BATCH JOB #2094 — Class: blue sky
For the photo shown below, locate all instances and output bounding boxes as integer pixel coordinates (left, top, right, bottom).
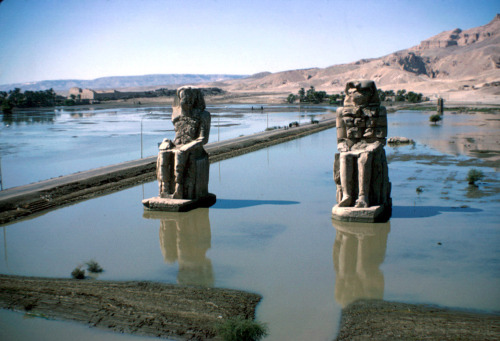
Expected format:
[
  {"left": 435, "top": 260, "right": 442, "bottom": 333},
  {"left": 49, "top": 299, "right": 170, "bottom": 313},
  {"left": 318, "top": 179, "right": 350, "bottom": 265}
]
[{"left": 0, "top": 0, "right": 498, "bottom": 85}]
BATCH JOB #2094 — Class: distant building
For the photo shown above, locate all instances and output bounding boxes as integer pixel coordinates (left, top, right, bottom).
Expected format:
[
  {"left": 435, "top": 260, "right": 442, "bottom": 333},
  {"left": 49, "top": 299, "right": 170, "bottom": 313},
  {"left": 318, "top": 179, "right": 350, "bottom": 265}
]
[
  {"left": 67, "top": 87, "right": 224, "bottom": 103},
  {"left": 68, "top": 87, "right": 153, "bottom": 102}
]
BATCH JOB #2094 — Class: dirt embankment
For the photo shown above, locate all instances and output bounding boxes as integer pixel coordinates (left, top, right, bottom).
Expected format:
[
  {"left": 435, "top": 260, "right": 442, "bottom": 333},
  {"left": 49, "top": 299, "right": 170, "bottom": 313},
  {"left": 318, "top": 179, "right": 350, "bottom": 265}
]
[
  {"left": 0, "top": 275, "right": 261, "bottom": 340},
  {"left": 336, "top": 299, "right": 500, "bottom": 341}
]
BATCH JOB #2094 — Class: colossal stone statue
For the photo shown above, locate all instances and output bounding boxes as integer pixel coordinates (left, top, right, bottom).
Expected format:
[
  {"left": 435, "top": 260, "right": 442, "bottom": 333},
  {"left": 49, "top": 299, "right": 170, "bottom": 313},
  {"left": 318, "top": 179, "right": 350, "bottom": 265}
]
[
  {"left": 143, "top": 87, "right": 216, "bottom": 212},
  {"left": 332, "top": 80, "right": 391, "bottom": 222}
]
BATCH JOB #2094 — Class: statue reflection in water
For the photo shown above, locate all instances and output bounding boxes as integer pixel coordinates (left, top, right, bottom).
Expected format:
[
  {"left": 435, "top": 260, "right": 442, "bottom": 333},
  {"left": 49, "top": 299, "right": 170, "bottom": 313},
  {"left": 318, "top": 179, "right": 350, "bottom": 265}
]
[
  {"left": 332, "top": 220, "right": 390, "bottom": 307},
  {"left": 143, "top": 208, "right": 214, "bottom": 287}
]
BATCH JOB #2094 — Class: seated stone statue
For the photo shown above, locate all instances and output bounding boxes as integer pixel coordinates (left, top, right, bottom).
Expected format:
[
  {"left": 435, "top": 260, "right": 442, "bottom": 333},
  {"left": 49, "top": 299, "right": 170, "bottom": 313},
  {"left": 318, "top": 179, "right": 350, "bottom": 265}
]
[
  {"left": 333, "top": 80, "right": 391, "bottom": 222},
  {"left": 157, "top": 87, "right": 211, "bottom": 200}
]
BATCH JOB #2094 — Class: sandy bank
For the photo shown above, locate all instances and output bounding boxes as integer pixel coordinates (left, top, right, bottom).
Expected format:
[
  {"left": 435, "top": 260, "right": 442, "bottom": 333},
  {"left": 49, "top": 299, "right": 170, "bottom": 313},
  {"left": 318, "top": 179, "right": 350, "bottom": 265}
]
[
  {"left": 0, "top": 274, "right": 261, "bottom": 340},
  {"left": 336, "top": 299, "right": 500, "bottom": 341}
]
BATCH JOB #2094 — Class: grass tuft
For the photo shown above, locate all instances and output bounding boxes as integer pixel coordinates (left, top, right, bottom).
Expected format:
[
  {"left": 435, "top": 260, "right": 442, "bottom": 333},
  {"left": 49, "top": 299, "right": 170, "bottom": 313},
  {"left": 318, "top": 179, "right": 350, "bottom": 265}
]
[
  {"left": 86, "top": 260, "right": 103, "bottom": 273},
  {"left": 71, "top": 266, "right": 85, "bottom": 279},
  {"left": 466, "top": 168, "right": 484, "bottom": 185},
  {"left": 216, "top": 316, "right": 268, "bottom": 341}
]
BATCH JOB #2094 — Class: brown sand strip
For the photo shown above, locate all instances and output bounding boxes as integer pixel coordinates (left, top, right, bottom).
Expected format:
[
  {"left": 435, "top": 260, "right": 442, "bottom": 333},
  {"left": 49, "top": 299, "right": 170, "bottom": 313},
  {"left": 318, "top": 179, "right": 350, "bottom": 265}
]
[
  {"left": 0, "top": 274, "right": 261, "bottom": 340},
  {"left": 336, "top": 299, "right": 500, "bottom": 341},
  {"left": 0, "top": 118, "right": 335, "bottom": 225}
]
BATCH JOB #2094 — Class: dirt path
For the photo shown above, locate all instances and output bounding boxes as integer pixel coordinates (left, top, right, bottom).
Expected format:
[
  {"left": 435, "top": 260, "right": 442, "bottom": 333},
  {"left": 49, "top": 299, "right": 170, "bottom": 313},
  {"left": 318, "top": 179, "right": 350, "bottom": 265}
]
[
  {"left": 336, "top": 299, "right": 500, "bottom": 341},
  {"left": 0, "top": 274, "right": 261, "bottom": 340}
]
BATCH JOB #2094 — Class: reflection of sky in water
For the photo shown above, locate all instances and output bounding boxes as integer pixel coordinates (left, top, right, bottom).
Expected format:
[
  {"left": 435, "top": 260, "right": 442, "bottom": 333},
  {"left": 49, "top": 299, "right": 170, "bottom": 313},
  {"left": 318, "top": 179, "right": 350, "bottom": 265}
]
[
  {"left": 0, "top": 104, "right": 333, "bottom": 188},
  {"left": 0, "top": 120, "right": 499, "bottom": 340}
]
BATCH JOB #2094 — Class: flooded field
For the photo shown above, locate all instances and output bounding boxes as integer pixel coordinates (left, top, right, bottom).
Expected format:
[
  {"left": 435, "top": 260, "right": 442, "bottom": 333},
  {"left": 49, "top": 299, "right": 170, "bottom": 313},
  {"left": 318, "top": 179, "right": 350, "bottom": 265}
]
[
  {"left": 1, "top": 109, "right": 499, "bottom": 340},
  {"left": 0, "top": 104, "right": 333, "bottom": 189}
]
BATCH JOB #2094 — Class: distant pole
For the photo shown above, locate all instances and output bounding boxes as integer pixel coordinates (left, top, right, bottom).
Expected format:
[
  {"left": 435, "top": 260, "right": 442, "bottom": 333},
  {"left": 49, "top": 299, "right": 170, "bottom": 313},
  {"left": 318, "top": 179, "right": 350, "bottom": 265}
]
[
  {"left": 0, "top": 155, "right": 3, "bottom": 191},
  {"left": 3, "top": 227, "right": 7, "bottom": 268},
  {"left": 140, "top": 118, "right": 143, "bottom": 159},
  {"left": 437, "top": 98, "right": 444, "bottom": 115},
  {"left": 266, "top": 111, "right": 269, "bottom": 129},
  {"left": 218, "top": 115, "right": 220, "bottom": 142}
]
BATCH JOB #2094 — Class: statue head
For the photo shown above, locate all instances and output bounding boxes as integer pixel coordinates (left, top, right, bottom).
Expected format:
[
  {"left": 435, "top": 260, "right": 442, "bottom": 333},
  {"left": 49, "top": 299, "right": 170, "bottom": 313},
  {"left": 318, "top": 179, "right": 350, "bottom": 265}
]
[
  {"left": 172, "top": 87, "right": 206, "bottom": 118},
  {"left": 343, "top": 80, "right": 380, "bottom": 108}
]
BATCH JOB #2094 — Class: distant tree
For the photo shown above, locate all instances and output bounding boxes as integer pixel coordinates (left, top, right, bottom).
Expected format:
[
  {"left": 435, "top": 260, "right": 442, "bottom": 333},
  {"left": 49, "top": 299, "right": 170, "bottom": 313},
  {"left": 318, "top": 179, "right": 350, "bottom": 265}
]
[
  {"left": 329, "top": 94, "right": 339, "bottom": 105},
  {"left": 377, "top": 89, "right": 386, "bottom": 101},
  {"left": 306, "top": 86, "right": 316, "bottom": 102},
  {"left": 396, "top": 89, "right": 406, "bottom": 102},
  {"left": 1, "top": 99, "right": 13, "bottom": 113},
  {"left": 466, "top": 169, "right": 484, "bottom": 185},
  {"left": 8, "top": 88, "right": 24, "bottom": 107},
  {"left": 315, "top": 91, "right": 327, "bottom": 103},
  {"left": 429, "top": 114, "right": 442, "bottom": 125},
  {"left": 406, "top": 91, "right": 423, "bottom": 103},
  {"left": 287, "top": 94, "right": 296, "bottom": 103},
  {"left": 298, "top": 88, "right": 305, "bottom": 102}
]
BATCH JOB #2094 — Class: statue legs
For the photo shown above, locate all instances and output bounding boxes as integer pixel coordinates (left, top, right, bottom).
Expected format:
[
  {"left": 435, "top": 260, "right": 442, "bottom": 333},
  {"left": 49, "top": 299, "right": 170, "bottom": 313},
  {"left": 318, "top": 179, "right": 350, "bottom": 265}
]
[
  {"left": 339, "top": 153, "right": 354, "bottom": 207},
  {"left": 355, "top": 151, "right": 373, "bottom": 208},
  {"left": 173, "top": 150, "right": 187, "bottom": 199},
  {"left": 158, "top": 150, "right": 174, "bottom": 197},
  {"left": 157, "top": 149, "right": 188, "bottom": 199},
  {"left": 338, "top": 150, "right": 373, "bottom": 208}
]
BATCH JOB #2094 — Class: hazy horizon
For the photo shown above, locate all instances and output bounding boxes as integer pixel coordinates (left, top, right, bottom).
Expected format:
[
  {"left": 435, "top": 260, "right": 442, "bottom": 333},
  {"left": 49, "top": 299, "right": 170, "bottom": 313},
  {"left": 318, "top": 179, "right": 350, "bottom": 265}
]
[{"left": 0, "top": 0, "right": 498, "bottom": 85}]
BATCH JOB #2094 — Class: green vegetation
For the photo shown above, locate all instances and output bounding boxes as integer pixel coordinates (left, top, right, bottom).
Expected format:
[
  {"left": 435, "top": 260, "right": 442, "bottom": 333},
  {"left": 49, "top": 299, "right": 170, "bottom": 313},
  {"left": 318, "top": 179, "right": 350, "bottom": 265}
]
[
  {"left": 466, "top": 169, "right": 484, "bottom": 185},
  {"left": 329, "top": 93, "right": 344, "bottom": 105},
  {"left": 216, "top": 316, "right": 268, "bottom": 341},
  {"left": 86, "top": 260, "right": 104, "bottom": 273},
  {"left": 1, "top": 99, "right": 13, "bottom": 113},
  {"left": 71, "top": 266, "right": 85, "bottom": 279},
  {"left": 287, "top": 87, "right": 426, "bottom": 105},
  {"left": 429, "top": 114, "right": 442, "bottom": 125},
  {"left": 0, "top": 88, "right": 59, "bottom": 111}
]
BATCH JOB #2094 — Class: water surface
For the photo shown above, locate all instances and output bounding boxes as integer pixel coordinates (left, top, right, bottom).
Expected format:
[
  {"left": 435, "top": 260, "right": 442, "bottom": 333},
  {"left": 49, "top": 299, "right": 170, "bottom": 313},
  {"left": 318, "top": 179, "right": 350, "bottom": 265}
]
[
  {"left": 0, "top": 110, "right": 499, "bottom": 340},
  {"left": 0, "top": 104, "right": 333, "bottom": 188}
]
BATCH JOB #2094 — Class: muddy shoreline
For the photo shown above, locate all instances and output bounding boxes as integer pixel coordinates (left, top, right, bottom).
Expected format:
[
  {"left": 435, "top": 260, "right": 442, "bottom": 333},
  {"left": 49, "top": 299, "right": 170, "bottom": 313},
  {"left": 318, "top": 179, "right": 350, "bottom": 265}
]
[
  {"left": 0, "top": 275, "right": 261, "bottom": 340},
  {"left": 336, "top": 299, "right": 500, "bottom": 341}
]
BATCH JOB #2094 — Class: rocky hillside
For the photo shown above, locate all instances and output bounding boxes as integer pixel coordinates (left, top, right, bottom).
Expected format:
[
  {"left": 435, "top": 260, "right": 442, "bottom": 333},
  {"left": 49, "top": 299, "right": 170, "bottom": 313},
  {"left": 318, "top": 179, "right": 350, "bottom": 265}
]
[
  {"left": 0, "top": 74, "right": 246, "bottom": 92},
  {"left": 216, "top": 15, "right": 500, "bottom": 96}
]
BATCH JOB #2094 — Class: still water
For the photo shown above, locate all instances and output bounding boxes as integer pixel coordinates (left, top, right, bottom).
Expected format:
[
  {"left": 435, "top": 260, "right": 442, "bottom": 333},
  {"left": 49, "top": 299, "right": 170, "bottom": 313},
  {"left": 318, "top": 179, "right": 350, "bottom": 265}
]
[
  {"left": 0, "top": 104, "right": 332, "bottom": 189},
  {"left": 0, "top": 109, "right": 499, "bottom": 340}
]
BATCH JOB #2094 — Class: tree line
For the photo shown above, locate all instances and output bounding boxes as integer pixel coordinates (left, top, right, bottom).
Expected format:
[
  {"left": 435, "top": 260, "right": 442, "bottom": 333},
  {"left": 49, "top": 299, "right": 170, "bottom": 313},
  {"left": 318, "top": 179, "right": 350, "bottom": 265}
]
[
  {"left": 287, "top": 86, "right": 427, "bottom": 105},
  {"left": 1, "top": 88, "right": 60, "bottom": 112}
]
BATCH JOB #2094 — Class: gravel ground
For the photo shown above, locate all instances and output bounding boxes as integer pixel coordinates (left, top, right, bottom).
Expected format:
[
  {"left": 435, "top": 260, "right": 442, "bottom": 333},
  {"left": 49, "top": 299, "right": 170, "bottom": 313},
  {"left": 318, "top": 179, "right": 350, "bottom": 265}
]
[
  {"left": 0, "top": 275, "right": 261, "bottom": 340},
  {"left": 336, "top": 299, "right": 500, "bottom": 341}
]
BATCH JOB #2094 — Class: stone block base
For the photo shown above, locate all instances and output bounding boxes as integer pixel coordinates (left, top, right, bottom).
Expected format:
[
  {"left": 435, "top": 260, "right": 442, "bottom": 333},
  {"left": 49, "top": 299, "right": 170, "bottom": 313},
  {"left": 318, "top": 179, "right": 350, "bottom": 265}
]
[
  {"left": 332, "top": 203, "right": 391, "bottom": 223},
  {"left": 142, "top": 194, "right": 216, "bottom": 212}
]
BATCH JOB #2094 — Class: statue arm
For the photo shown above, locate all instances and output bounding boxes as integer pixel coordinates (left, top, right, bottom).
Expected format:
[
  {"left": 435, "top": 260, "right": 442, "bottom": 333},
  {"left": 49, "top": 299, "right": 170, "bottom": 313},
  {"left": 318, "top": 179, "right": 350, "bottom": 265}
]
[
  {"left": 364, "top": 140, "right": 382, "bottom": 152},
  {"left": 338, "top": 140, "right": 349, "bottom": 152}
]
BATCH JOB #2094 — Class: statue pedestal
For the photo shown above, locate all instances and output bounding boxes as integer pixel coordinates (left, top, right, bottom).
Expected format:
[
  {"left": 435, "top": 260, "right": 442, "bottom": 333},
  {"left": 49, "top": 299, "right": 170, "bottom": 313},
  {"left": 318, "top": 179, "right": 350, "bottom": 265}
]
[
  {"left": 332, "top": 203, "right": 391, "bottom": 223},
  {"left": 142, "top": 193, "right": 216, "bottom": 212}
]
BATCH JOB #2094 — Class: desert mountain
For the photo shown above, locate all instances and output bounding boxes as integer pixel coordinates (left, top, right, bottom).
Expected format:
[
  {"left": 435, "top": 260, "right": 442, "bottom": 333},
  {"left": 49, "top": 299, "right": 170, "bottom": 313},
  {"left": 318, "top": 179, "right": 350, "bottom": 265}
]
[
  {"left": 0, "top": 74, "right": 246, "bottom": 92},
  {"left": 215, "top": 15, "right": 500, "bottom": 96}
]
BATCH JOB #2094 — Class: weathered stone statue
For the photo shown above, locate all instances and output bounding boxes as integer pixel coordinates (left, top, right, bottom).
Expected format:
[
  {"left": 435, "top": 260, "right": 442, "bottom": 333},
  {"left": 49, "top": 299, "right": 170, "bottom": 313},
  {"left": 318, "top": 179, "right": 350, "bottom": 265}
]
[
  {"left": 143, "top": 87, "right": 216, "bottom": 212},
  {"left": 332, "top": 80, "right": 391, "bottom": 222}
]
